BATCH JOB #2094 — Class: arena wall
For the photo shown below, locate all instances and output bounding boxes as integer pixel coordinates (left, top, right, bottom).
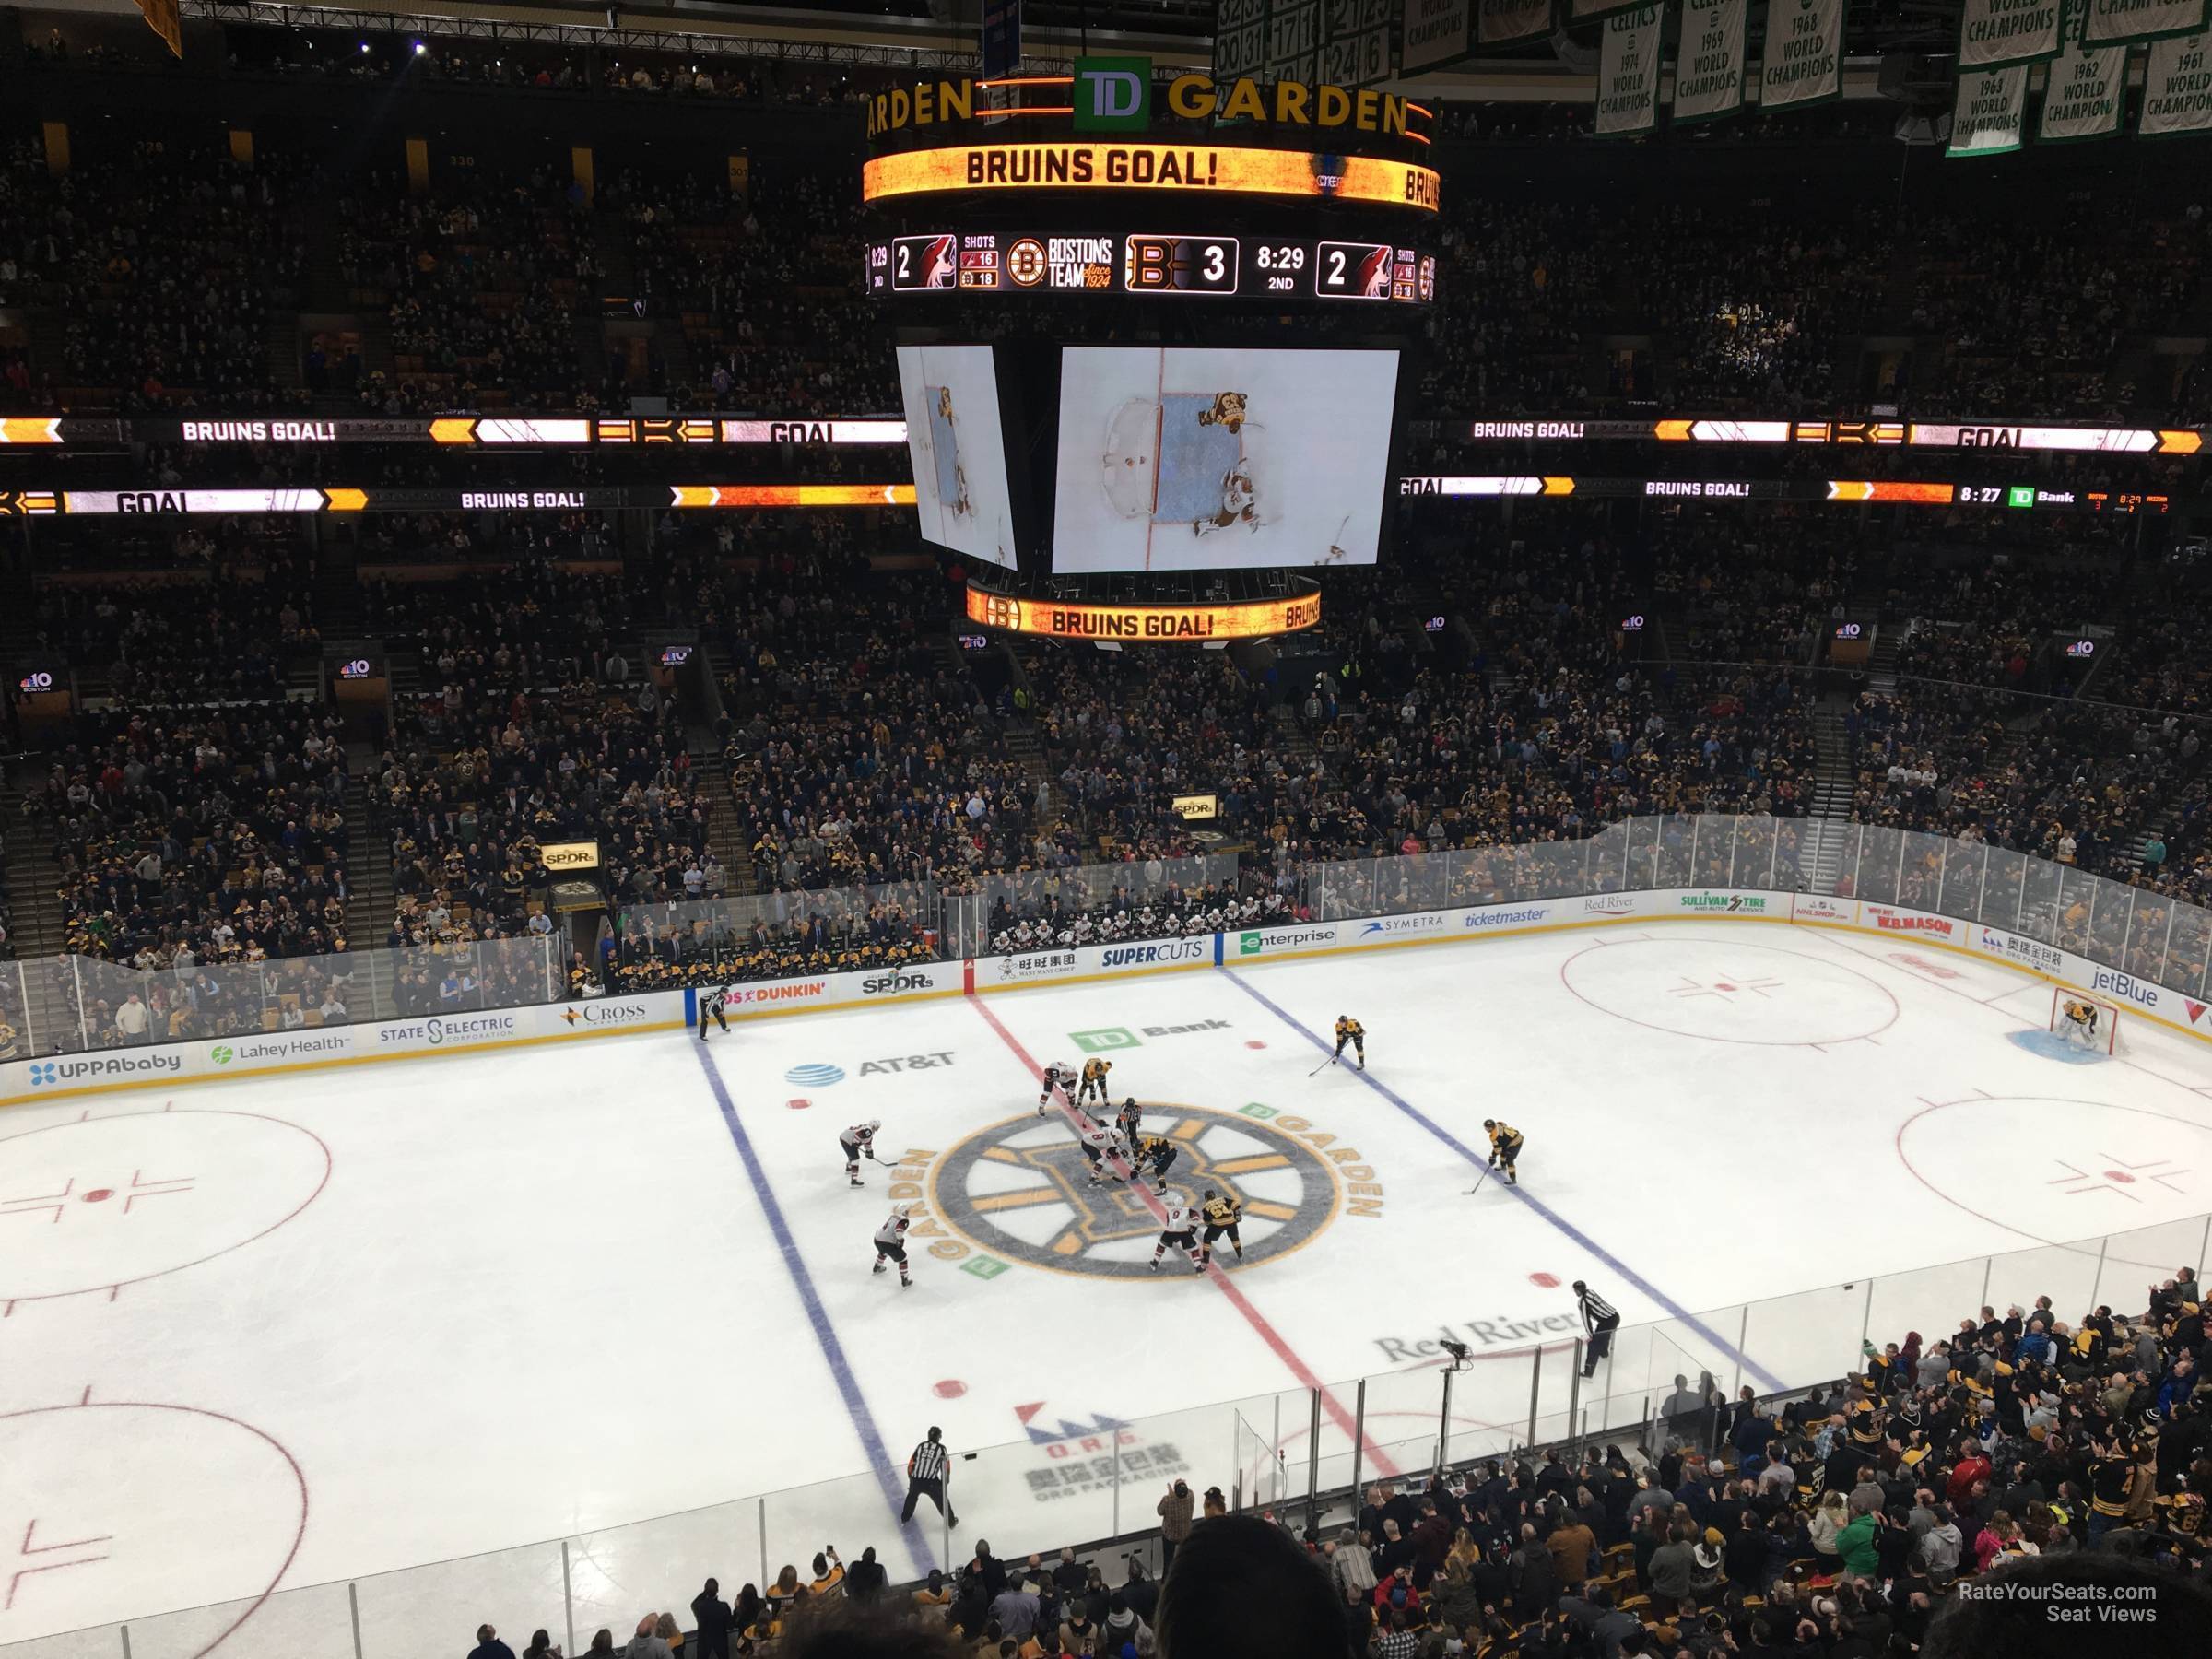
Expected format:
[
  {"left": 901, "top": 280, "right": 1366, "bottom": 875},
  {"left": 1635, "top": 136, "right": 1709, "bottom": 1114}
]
[{"left": 1, "top": 887, "right": 2200, "bottom": 1108}]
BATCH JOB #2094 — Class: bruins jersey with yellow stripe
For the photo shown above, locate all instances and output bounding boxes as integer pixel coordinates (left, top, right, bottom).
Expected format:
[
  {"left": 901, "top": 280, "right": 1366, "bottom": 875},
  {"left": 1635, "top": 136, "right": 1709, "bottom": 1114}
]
[
  {"left": 1201, "top": 1195, "right": 1241, "bottom": 1228},
  {"left": 1138, "top": 1136, "right": 1172, "bottom": 1162},
  {"left": 1335, "top": 1018, "right": 1364, "bottom": 1040},
  {"left": 1082, "top": 1059, "right": 1112, "bottom": 1085},
  {"left": 1488, "top": 1122, "right": 1523, "bottom": 1153}
]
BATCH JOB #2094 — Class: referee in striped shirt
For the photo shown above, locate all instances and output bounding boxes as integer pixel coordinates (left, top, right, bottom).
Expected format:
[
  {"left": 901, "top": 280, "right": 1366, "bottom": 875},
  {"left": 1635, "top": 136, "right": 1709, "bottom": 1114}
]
[
  {"left": 1573, "top": 1280, "right": 1619, "bottom": 1378},
  {"left": 901, "top": 1426, "right": 958, "bottom": 1526}
]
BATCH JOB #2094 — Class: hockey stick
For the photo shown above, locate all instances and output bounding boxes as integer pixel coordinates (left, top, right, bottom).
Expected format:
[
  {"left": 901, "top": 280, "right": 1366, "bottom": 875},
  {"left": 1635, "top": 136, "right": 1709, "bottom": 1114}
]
[
  {"left": 1464, "top": 1162, "right": 1494, "bottom": 1197},
  {"left": 1307, "top": 1053, "right": 1339, "bottom": 1077}
]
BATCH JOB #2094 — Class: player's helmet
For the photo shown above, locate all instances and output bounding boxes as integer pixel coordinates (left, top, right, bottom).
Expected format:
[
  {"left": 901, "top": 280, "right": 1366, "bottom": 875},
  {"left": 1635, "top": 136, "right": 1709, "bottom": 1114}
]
[
  {"left": 867, "top": 1119, "right": 883, "bottom": 1132},
  {"left": 1204, "top": 1189, "right": 1218, "bottom": 1201},
  {"left": 1124, "top": 1097, "right": 1136, "bottom": 1108},
  {"left": 1484, "top": 1119, "right": 1497, "bottom": 1130},
  {"left": 1571, "top": 1280, "right": 1587, "bottom": 1293}
]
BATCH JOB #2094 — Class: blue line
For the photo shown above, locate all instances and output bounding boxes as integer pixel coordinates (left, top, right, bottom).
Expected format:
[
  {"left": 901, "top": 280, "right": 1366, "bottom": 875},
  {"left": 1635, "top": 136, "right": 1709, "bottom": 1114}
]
[
  {"left": 1220, "top": 967, "right": 1785, "bottom": 1394},
  {"left": 689, "top": 1041, "right": 938, "bottom": 1578}
]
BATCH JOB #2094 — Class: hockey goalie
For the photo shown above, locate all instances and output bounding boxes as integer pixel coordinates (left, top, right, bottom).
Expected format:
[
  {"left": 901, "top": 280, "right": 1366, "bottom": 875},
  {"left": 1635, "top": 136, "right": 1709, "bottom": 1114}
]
[
  {"left": 1101, "top": 389, "right": 1264, "bottom": 531},
  {"left": 2049, "top": 989, "right": 2120, "bottom": 1055}
]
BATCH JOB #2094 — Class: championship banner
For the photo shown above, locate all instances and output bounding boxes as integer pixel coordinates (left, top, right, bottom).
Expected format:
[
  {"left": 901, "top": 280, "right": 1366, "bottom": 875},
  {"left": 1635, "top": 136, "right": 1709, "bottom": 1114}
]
[
  {"left": 2139, "top": 24, "right": 2212, "bottom": 132},
  {"left": 1947, "top": 63, "right": 2031, "bottom": 154},
  {"left": 1673, "top": 0, "right": 1748, "bottom": 122},
  {"left": 2085, "top": 0, "right": 2206, "bottom": 43},
  {"left": 1595, "top": 6, "right": 1665, "bottom": 135},
  {"left": 1958, "top": 0, "right": 2065, "bottom": 67},
  {"left": 1759, "top": 0, "right": 1844, "bottom": 110},
  {"left": 1399, "top": 0, "right": 1476, "bottom": 70},
  {"left": 1566, "top": 0, "right": 1646, "bottom": 22},
  {"left": 1478, "top": 0, "right": 1554, "bottom": 42},
  {"left": 2039, "top": 35, "right": 2129, "bottom": 139}
]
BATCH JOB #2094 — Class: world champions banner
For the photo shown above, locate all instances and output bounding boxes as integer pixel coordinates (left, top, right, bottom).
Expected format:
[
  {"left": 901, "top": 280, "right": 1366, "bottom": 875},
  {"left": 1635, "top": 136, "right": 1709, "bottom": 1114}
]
[
  {"left": 1674, "top": 0, "right": 1748, "bottom": 123},
  {"left": 1759, "top": 0, "right": 1844, "bottom": 110},
  {"left": 1958, "top": 0, "right": 2065, "bottom": 67}
]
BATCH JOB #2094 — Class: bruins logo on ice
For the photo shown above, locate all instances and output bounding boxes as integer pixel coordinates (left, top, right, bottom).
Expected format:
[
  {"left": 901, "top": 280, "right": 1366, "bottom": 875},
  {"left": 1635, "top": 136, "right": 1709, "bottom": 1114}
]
[{"left": 931, "top": 1104, "right": 1338, "bottom": 1279}]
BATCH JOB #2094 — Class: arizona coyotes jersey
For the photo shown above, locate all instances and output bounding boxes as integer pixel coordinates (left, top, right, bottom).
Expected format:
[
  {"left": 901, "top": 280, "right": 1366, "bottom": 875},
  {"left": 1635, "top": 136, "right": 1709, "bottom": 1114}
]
[
  {"left": 1081, "top": 1119, "right": 1123, "bottom": 1155},
  {"left": 845, "top": 1123, "right": 877, "bottom": 1149},
  {"left": 874, "top": 1216, "right": 910, "bottom": 1248},
  {"left": 1160, "top": 1202, "right": 1194, "bottom": 1234}
]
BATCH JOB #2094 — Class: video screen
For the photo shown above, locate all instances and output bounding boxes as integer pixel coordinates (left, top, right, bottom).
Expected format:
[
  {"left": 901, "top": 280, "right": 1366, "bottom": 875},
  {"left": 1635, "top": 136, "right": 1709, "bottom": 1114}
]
[
  {"left": 1051, "top": 347, "right": 1399, "bottom": 573},
  {"left": 896, "top": 345, "right": 1016, "bottom": 567}
]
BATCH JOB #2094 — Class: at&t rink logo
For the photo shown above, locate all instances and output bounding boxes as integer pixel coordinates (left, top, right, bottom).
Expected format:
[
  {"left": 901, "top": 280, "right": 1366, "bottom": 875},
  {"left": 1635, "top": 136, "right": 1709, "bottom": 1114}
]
[{"left": 928, "top": 1103, "right": 1379, "bottom": 1279}]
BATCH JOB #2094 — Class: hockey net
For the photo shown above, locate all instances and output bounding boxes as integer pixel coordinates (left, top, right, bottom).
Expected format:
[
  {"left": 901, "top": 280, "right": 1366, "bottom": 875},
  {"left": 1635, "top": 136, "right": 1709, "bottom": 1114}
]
[{"left": 2048, "top": 986, "right": 2124, "bottom": 1055}]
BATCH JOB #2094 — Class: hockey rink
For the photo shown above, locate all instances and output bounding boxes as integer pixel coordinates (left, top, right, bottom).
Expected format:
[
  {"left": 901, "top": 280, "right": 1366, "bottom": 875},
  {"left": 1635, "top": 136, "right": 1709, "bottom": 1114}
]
[{"left": 7, "top": 922, "right": 2212, "bottom": 1659}]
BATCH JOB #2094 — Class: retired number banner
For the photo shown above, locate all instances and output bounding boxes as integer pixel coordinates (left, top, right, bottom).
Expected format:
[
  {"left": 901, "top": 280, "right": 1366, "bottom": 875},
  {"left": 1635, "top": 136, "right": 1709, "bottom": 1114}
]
[
  {"left": 1674, "top": 0, "right": 1747, "bottom": 121},
  {"left": 2139, "top": 24, "right": 2212, "bottom": 132},
  {"left": 1759, "top": 0, "right": 1844, "bottom": 110},
  {"left": 2039, "top": 35, "right": 2129, "bottom": 139},
  {"left": 1959, "top": 0, "right": 2065, "bottom": 65},
  {"left": 2086, "top": 0, "right": 2207, "bottom": 43},
  {"left": 1948, "top": 64, "right": 2031, "bottom": 154},
  {"left": 1595, "top": 6, "right": 1665, "bottom": 135}
]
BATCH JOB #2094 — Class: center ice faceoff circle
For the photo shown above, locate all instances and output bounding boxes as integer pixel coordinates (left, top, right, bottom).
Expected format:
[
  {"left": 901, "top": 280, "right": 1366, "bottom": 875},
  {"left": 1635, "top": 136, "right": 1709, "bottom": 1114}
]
[
  {"left": 1558, "top": 936, "right": 1900, "bottom": 1046},
  {"left": 0, "top": 1111, "right": 332, "bottom": 1302},
  {"left": 931, "top": 1105, "right": 1339, "bottom": 1278}
]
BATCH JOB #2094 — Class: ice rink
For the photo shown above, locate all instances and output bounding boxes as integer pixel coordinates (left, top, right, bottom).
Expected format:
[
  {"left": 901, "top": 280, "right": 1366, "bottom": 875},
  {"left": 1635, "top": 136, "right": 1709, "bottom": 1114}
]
[{"left": 8, "top": 921, "right": 2212, "bottom": 1659}]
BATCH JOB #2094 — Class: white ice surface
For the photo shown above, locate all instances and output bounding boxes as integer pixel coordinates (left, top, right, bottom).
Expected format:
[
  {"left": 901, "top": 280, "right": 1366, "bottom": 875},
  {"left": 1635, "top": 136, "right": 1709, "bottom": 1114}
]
[{"left": 6, "top": 923, "right": 2211, "bottom": 1658}]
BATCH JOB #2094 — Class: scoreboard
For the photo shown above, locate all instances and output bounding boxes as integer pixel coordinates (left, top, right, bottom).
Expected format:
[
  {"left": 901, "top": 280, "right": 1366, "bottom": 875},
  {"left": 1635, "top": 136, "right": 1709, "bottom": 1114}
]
[{"left": 866, "top": 230, "right": 1434, "bottom": 302}]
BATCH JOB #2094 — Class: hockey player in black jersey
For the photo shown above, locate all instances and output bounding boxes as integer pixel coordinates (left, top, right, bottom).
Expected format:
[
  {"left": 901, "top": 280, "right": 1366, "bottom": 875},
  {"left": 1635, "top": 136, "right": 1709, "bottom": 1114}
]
[
  {"left": 841, "top": 1119, "right": 882, "bottom": 1186},
  {"left": 1333, "top": 1015, "right": 1365, "bottom": 1068},
  {"left": 1483, "top": 1120, "right": 1524, "bottom": 1185},
  {"left": 697, "top": 985, "right": 730, "bottom": 1041},
  {"left": 1077, "top": 1057, "right": 1113, "bottom": 1109},
  {"left": 1136, "top": 1135, "right": 1178, "bottom": 1188},
  {"left": 1198, "top": 1189, "right": 1244, "bottom": 1265}
]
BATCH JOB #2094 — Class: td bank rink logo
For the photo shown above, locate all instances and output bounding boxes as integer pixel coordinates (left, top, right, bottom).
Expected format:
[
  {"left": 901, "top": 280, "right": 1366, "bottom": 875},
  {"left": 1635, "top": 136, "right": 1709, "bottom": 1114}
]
[{"left": 930, "top": 1103, "right": 1371, "bottom": 1279}]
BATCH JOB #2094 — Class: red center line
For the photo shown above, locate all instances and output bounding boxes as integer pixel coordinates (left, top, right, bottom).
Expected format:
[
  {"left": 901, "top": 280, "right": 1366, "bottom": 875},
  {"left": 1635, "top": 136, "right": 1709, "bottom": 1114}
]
[{"left": 965, "top": 994, "right": 1400, "bottom": 1479}]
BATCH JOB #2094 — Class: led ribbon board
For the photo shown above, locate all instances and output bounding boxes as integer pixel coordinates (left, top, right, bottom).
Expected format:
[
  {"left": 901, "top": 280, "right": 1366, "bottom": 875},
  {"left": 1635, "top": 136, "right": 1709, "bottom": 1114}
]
[
  {"left": 966, "top": 586, "right": 1322, "bottom": 641},
  {"left": 862, "top": 144, "right": 1440, "bottom": 211}
]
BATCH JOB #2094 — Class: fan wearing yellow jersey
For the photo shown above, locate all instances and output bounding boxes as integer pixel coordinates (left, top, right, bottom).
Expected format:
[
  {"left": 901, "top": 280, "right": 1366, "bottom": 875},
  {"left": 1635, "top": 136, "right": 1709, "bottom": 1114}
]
[
  {"left": 1333, "top": 1015, "right": 1365, "bottom": 1069},
  {"left": 1483, "top": 1119, "right": 1524, "bottom": 1186}
]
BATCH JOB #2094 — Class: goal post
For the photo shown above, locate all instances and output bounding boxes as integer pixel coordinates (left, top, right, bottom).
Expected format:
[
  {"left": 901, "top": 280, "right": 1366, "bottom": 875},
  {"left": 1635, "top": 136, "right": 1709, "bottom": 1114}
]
[{"left": 2049, "top": 986, "right": 2123, "bottom": 1055}]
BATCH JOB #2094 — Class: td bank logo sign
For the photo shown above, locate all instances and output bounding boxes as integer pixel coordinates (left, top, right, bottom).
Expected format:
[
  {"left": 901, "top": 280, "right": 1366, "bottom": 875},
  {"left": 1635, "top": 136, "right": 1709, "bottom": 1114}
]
[
  {"left": 1074, "top": 56, "right": 1151, "bottom": 132},
  {"left": 1070, "top": 1019, "right": 1230, "bottom": 1053}
]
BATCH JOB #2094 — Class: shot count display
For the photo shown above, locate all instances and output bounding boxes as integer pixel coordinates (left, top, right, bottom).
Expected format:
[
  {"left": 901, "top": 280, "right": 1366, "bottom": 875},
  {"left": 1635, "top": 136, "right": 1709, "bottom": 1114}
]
[{"left": 866, "top": 231, "right": 1432, "bottom": 302}]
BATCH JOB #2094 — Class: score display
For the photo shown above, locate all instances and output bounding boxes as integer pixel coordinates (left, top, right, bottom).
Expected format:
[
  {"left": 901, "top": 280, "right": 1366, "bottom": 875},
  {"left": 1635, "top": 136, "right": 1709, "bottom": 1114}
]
[{"left": 867, "top": 231, "right": 1432, "bottom": 302}]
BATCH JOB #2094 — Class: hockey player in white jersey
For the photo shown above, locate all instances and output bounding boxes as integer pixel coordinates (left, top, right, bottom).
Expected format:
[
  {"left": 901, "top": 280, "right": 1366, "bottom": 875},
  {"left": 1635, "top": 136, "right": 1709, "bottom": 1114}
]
[
  {"left": 1077, "top": 1112, "right": 1127, "bottom": 1183},
  {"left": 841, "top": 1119, "right": 882, "bottom": 1187},
  {"left": 1149, "top": 1194, "right": 1206, "bottom": 1274},
  {"left": 1039, "top": 1060, "right": 1077, "bottom": 1117},
  {"left": 873, "top": 1206, "right": 914, "bottom": 1286}
]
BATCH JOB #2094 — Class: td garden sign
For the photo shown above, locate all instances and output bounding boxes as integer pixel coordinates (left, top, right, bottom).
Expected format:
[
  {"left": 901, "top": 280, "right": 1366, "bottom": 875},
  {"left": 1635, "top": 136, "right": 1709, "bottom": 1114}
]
[{"left": 865, "top": 61, "right": 1430, "bottom": 142}]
